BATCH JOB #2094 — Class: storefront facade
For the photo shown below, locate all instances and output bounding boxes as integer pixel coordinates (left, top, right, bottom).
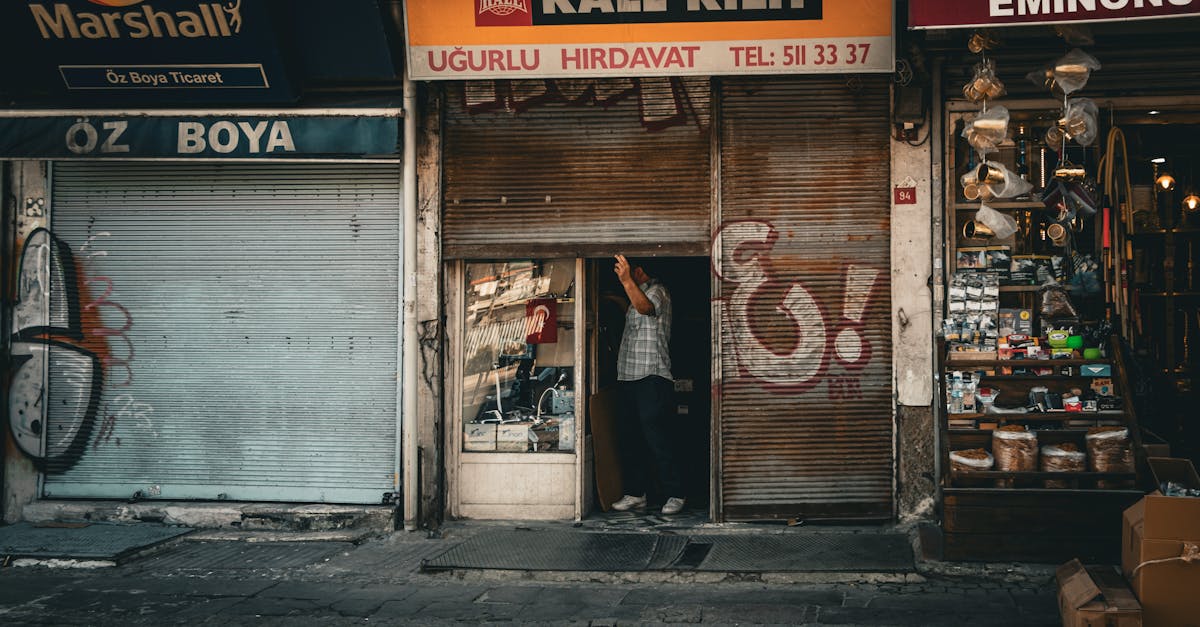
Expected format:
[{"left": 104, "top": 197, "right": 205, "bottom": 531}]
[
  {"left": 407, "top": 1, "right": 926, "bottom": 523},
  {"left": 910, "top": 2, "right": 1200, "bottom": 561},
  {"left": 2, "top": 1, "right": 413, "bottom": 522},
  {"left": 2, "top": 112, "right": 405, "bottom": 509}
]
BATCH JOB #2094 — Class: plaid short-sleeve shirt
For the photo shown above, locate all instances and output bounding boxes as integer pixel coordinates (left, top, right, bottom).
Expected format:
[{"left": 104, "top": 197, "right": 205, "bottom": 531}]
[{"left": 617, "top": 279, "right": 673, "bottom": 381}]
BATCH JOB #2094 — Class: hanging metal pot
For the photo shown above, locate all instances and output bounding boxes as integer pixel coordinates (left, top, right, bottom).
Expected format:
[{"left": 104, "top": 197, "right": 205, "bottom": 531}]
[
  {"left": 963, "top": 219, "right": 996, "bottom": 240},
  {"left": 977, "top": 162, "right": 1007, "bottom": 185},
  {"left": 1047, "top": 222, "right": 1069, "bottom": 246},
  {"left": 1053, "top": 163, "right": 1087, "bottom": 182}
]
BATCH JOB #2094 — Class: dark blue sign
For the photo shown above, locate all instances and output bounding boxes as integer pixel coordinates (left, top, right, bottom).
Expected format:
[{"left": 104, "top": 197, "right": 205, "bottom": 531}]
[
  {"left": 60, "top": 64, "right": 271, "bottom": 90},
  {"left": 2, "top": 0, "right": 295, "bottom": 103},
  {"left": 0, "top": 116, "right": 399, "bottom": 158}
]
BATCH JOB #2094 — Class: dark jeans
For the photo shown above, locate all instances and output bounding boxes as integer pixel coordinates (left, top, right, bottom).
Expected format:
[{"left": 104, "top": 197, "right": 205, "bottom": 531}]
[{"left": 617, "top": 375, "right": 683, "bottom": 499}]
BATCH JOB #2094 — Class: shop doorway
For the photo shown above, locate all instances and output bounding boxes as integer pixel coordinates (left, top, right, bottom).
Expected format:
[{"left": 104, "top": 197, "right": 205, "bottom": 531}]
[{"left": 588, "top": 256, "right": 713, "bottom": 518}]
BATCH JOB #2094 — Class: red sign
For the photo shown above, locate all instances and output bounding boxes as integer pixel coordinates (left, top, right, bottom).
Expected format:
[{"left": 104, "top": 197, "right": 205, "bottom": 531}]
[
  {"left": 525, "top": 299, "right": 557, "bottom": 344},
  {"left": 474, "top": 0, "right": 532, "bottom": 27},
  {"left": 894, "top": 187, "right": 917, "bottom": 205},
  {"left": 909, "top": 0, "right": 1200, "bottom": 29}
]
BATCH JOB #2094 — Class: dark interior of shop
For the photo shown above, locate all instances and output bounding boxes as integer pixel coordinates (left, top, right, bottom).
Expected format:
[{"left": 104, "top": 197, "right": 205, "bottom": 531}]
[
  {"left": 951, "top": 115, "right": 1200, "bottom": 468},
  {"left": 933, "top": 19, "right": 1200, "bottom": 468},
  {"left": 1116, "top": 120, "right": 1200, "bottom": 467},
  {"left": 591, "top": 257, "right": 712, "bottom": 513}
]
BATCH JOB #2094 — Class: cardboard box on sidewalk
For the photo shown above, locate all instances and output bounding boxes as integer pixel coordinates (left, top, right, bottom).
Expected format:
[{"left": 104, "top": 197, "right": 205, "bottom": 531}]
[
  {"left": 1121, "top": 457, "right": 1200, "bottom": 627},
  {"left": 1056, "top": 559, "right": 1141, "bottom": 627}
]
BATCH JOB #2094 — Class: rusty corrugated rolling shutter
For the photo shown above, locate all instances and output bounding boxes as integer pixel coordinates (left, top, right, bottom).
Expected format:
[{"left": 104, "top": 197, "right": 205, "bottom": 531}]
[
  {"left": 442, "top": 78, "right": 711, "bottom": 259},
  {"left": 717, "top": 76, "right": 893, "bottom": 521}
]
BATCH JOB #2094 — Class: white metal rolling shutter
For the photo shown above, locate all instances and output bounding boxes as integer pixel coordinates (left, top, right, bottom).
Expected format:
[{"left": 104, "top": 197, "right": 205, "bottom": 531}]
[{"left": 43, "top": 162, "right": 401, "bottom": 504}]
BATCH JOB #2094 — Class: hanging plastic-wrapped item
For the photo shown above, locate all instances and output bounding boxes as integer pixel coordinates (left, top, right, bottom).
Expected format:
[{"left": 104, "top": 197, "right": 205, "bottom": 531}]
[
  {"left": 1026, "top": 63, "right": 1056, "bottom": 92},
  {"left": 1045, "top": 98, "right": 1100, "bottom": 148},
  {"left": 961, "top": 169, "right": 986, "bottom": 201},
  {"left": 967, "top": 30, "right": 1000, "bottom": 54},
  {"left": 1050, "top": 49, "right": 1101, "bottom": 95},
  {"left": 962, "top": 105, "right": 1010, "bottom": 156},
  {"left": 975, "top": 203, "right": 1019, "bottom": 240},
  {"left": 963, "top": 58, "right": 1006, "bottom": 103},
  {"left": 979, "top": 162, "right": 1033, "bottom": 199},
  {"left": 1025, "top": 49, "right": 1102, "bottom": 96}
]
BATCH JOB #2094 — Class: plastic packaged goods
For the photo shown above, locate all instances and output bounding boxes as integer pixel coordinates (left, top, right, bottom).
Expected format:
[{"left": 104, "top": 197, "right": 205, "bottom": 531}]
[
  {"left": 1041, "top": 442, "right": 1086, "bottom": 488},
  {"left": 976, "top": 163, "right": 1033, "bottom": 200},
  {"left": 1050, "top": 49, "right": 1101, "bottom": 95},
  {"left": 962, "top": 105, "right": 1010, "bottom": 156},
  {"left": 993, "top": 425, "right": 1038, "bottom": 487},
  {"left": 974, "top": 203, "right": 1019, "bottom": 239},
  {"left": 1040, "top": 285, "right": 1079, "bottom": 318},
  {"left": 1045, "top": 100, "right": 1100, "bottom": 149},
  {"left": 950, "top": 448, "right": 995, "bottom": 473},
  {"left": 1087, "top": 426, "right": 1134, "bottom": 488},
  {"left": 1028, "top": 49, "right": 1102, "bottom": 95},
  {"left": 962, "top": 58, "right": 1006, "bottom": 102}
]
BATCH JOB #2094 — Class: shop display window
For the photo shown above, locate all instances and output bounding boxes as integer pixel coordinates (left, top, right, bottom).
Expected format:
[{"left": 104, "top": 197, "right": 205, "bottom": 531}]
[{"left": 461, "top": 259, "right": 576, "bottom": 454}]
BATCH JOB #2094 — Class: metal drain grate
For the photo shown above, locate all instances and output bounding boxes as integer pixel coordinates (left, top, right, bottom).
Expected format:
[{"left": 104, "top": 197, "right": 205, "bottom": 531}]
[
  {"left": 423, "top": 529, "right": 664, "bottom": 572},
  {"left": 0, "top": 522, "right": 192, "bottom": 561},
  {"left": 130, "top": 541, "right": 352, "bottom": 570},
  {"left": 691, "top": 533, "right": 913, "bottom": 572},
  {"left": 420, "top": 528, "right": 914, "bottom": 573}
]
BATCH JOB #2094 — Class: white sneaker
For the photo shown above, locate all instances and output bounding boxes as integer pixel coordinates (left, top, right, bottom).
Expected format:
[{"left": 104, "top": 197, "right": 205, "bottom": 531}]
[
  {"left": 661, "top": 497, "right": 686, "bottom": 515},
  {"left": 611, "top": 494, "right": 646, "bottom": 511}
]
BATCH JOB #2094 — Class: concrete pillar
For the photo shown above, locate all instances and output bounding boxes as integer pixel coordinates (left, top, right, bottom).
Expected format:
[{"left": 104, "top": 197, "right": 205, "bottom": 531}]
[
  {"left": 3, "top": 161, "right": 49, "bottom": 524},
  {"left": 415, "top": 83, "right": 444, "bottom": 529},
  {"left": 890, "top": 94, "right": 937, "bottom": 524}
]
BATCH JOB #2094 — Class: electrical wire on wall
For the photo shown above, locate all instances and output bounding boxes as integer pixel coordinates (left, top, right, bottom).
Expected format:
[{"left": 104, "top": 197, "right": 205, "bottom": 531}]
[{"left": 894, "top": 57, "right": 931, "bottom": 147}]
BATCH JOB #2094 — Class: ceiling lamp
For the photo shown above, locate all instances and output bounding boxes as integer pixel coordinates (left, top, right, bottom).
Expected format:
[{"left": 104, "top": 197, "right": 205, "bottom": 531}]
[
  {"left": 1156, "top": 170, "right": 1177, "bottom": 192},
  {"left": 1184, "top": 193, "right": 1200, "bottom": 213}
]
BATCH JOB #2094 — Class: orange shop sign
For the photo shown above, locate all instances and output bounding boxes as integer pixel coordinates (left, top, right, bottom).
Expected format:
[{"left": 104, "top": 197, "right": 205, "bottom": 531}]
[{"left": 404, "top": 0, "right": 894, "bottom": 80}]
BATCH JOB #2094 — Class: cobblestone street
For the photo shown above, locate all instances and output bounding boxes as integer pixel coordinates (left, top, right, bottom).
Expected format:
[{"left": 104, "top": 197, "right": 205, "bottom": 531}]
[{"left": 0, "top": 531, "right": 1061, "bottom": 626}]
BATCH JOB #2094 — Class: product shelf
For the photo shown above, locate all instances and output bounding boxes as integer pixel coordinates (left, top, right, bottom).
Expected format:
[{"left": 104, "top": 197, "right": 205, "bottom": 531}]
[
  {"left": 954, "top": 200, "right": 1045, "bottom": 211},
  {"left": 945, "top": 357, "right": 1111, "bottom": 367},
  {"left": 946, "top": 412, "right": 1125, "bottom": 422},
  {"left": 949, "top": 470, "right": 1135, "bottom": 481}
]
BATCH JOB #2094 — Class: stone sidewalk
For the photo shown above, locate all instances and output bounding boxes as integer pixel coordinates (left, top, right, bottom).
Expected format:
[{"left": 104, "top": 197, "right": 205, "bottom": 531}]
[{"left": 0, "top": 528, "right": 1062, "bottom": 626}]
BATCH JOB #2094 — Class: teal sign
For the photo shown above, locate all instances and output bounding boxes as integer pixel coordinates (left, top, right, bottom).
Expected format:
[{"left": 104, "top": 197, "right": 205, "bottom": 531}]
[{"left": 0, "top": 115, "right": 399, "bottom": 158}]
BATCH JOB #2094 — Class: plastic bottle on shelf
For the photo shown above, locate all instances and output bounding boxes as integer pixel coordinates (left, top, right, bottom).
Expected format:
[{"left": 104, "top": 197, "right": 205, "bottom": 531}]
[{"left": 950, "top": 372, "right": 965, "bottom": 414}]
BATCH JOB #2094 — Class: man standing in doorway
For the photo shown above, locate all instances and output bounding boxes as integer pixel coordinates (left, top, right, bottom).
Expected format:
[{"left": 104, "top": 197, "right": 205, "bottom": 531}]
[{"left": 610, "top": 254, "right": 685, "bottom": 515}]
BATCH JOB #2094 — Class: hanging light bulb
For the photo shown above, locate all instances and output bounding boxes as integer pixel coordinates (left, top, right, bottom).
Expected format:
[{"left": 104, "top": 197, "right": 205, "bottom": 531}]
[
  {"left": 1184, "top": 193, "right": 1200, "bottom": 213},
  {"left": 1156, "top": 170, "right": 1177, "bottom": 191}
]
